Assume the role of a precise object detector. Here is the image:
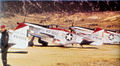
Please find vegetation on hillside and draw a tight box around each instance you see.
[0,1,120,32]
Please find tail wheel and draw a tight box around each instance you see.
[38,38,48,46]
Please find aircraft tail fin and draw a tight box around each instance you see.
[90,28,104,46]
[9,23,29,48]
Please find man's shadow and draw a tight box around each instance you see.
[0,44,28,54]
[0,51,28,54]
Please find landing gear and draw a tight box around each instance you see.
[80,44,83,48]
[28,36,35,47]
[28,36,48,47]
[38,38,48,46]
[79,40,93,48]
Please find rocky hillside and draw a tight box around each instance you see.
[0,11,120,31]
[0,1,120,32]
[1,1,120,14]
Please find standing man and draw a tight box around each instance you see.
[1,25,9,66]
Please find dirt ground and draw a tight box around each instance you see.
[0,44,120,66]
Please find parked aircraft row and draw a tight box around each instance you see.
[70,27,120,44]
[0,22,119,49]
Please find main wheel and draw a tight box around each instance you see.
[28,36,35,47]
[38,38,48,46]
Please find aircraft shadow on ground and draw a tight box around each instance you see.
[61,46,98,49]
[7,51,28,54]
[0,51,28,54]
[33,45,98,49]
[104,44,120,45]
[33,45,64,47]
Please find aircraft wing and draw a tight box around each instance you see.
[70,27,94,35]
[27,25,55,39]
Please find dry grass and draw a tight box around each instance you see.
[0,11,120,31]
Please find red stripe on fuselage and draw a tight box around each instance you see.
[50,28,70,33]
[104,31,113,35]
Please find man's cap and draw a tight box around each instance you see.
[1,25,5,28]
